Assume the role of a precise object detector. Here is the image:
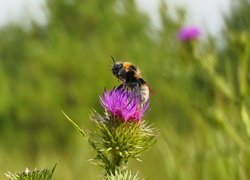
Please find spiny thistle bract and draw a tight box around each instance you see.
[5,164,57,180]
[63,87,158,178]
[105,170,142,180]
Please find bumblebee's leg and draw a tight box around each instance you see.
[117,83,124,90]
[134,83,145,108]
[130,81,141,100]
[136,84,141,100]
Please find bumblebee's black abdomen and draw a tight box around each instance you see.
[138,78,146,85]
[125,78,140,88]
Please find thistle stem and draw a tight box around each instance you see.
[107,153,123,175]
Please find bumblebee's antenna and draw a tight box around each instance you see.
[111,56,116,65]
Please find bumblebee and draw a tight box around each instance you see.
[111,57,150,104]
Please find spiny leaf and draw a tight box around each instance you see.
[5,164,57,180]
[62,110,88,140]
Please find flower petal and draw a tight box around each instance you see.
[99,88,149,121]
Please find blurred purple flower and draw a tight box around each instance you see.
[177,26,201,41]
[100,88,149,122]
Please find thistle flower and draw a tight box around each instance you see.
[64,87,157,178]
[100,88,149,122]
[177,26,201,41]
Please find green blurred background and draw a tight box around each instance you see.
[1,0,250,179]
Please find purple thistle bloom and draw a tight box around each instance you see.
[100,88,149,122]
[177,26,201,41]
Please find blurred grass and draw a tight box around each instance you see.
[1,0,250,179]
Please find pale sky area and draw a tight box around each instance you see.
[0,0,232,36]
[0,0,47,27]
[136,0,232,36]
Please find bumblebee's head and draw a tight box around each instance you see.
[111,57,139,81]
[112,62,123,79]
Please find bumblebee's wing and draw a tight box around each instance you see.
[145,82,155,96]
